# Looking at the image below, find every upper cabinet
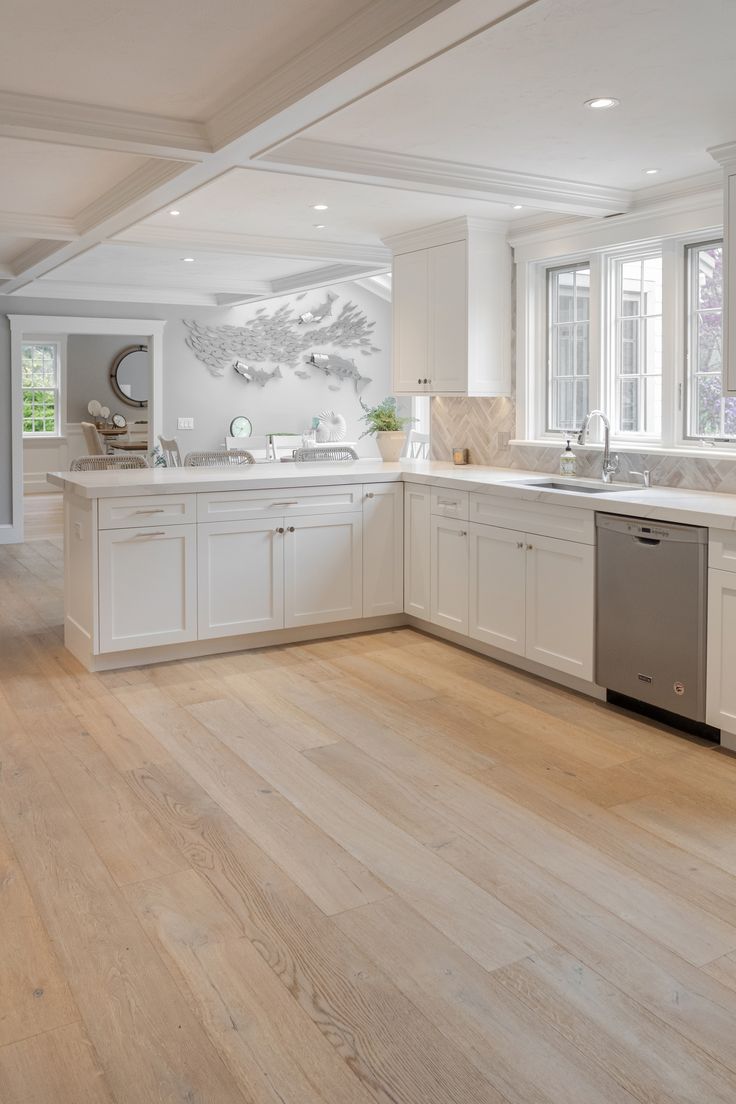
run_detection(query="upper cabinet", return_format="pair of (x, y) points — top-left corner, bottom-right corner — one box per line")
(385, 217), (511, 397)
(710, 143), (736, 394)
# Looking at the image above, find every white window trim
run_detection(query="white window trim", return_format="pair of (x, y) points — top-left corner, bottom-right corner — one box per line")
(21, 335), (67, 440)
(514, 206), (726, 454)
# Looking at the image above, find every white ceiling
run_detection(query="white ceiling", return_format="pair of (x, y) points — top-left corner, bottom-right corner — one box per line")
(0, 0), (732, 305)
(300, 0), (736, 189)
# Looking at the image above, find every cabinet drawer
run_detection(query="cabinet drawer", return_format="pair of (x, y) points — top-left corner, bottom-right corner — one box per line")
(430, 488), (469, 520)
(99, 494), (196, 529)
(197, 484), (363, 522)
(469, 492), (594, 545)
(709, 529), (736, 573)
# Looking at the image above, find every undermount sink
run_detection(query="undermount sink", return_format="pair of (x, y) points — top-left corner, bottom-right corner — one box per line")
(513, 480), (636, 495)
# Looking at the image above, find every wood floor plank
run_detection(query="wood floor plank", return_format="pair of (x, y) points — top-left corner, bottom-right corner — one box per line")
(0, 1021), (115, 1104)
(494, 947), (736, 1104)
(0, 822), (79, 1048)
(125, 759), (511, 1104)
(124, 868), (380, 1104)
(0, 723), (253, 1104)
(185, 695), (552, 971)
(116, 685), (391, 915)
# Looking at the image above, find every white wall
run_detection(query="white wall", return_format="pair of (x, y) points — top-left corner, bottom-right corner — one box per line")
(3, 280), (392, 511)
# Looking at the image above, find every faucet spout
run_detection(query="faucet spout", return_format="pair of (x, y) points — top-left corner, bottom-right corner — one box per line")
(578, 409), (619, 483)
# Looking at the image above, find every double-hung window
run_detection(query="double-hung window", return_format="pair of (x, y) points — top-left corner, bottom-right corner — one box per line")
(612, 253), (663, 439)
(22, 341), (61, 436)
(546, 263), (591, 432)
(685, 241), (734, 440)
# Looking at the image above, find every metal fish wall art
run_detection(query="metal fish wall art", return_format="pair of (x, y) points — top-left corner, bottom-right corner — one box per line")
(298, 291), (338, 325)
(233, 361), (283, 387)
(306, 352), (372, 393)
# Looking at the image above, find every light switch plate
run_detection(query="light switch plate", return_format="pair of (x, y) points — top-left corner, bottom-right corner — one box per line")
(177, 417), (194, 429)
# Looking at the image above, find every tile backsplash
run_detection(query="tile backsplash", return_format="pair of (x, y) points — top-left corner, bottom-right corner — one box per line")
(430, 396), (736, 494)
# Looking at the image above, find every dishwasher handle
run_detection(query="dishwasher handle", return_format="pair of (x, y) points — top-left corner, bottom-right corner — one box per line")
(633, 535), (661, 546)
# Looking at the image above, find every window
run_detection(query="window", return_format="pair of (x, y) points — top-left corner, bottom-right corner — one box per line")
(612, 253), (662, 438)
(546, 264), (590, 432)
(685, 241), (735, 439)
(22, 342), (61, 436)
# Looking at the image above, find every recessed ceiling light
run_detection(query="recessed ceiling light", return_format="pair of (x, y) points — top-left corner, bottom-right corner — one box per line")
(313, 223), (327, 229)
(182, 256), (195, 262)
(312, 204), (328, 211)
(584, 97), (620, 110)
(643, 167), (660, 175)
(512, 204), (523, 210)
(169, 208), (181, 216)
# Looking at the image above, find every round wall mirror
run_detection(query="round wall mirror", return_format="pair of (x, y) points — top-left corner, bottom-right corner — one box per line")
(110, 344), (149, 407)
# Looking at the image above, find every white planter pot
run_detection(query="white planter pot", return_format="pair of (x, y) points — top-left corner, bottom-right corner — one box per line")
(375, 432), (405, 462)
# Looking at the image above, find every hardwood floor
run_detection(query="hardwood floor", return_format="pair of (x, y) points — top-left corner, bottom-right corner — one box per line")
(2, 538), (736, 1103)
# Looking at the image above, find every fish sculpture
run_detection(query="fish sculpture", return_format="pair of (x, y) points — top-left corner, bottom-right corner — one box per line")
(305, 352), (372, 393)
(233, 361), (283, 387)
(298, 292), (338, 325)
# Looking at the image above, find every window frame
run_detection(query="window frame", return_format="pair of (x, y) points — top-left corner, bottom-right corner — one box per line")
(21, 337), (66, 440)
(682, 237), (728, 444)
(545, 261), (593, 435)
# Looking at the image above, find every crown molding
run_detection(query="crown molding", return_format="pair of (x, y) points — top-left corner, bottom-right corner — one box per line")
(0, 212), (77, 240)
(260, 137), (632, 217)
(9, 240), (67, 276)
(113, 225), (391, 266)
(74, 160), (191, 235)
(14, 280), (223, 307)
(708, 141), (736, 173)
(269, 261), (382, 294)
(383, 214), (507, 253)
(0, 91), (211, 160)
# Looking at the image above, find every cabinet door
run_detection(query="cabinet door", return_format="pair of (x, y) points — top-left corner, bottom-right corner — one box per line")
(404, 484), (431, 619)
(284, 513), (362, 628)
(430, 515), (469, 634)
(707, 568), (736, 730)
(468, 522), (526, 655)
(525, 534), (594, 680)
(99, 525), (197, 652)
(429, 239), (468, 393)
(198, 519), (284, 639)
(393, 248), (429, 394)
(363, 483), (403, 617)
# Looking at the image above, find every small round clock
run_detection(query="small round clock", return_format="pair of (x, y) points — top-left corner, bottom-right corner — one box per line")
(112, 413), (127, 429)
(229, 415), (253, 437)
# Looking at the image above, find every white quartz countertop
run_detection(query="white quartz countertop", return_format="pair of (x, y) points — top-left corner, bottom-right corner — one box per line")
(48, 460), (736, 530)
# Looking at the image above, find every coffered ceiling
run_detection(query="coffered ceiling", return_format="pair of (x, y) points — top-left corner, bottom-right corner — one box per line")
(0, 0), (733, 306)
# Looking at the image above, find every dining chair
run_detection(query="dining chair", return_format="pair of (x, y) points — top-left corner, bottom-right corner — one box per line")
(293, 446), (358, 462)
(184, 449), (255, 466)
(403, 429), (430, 460)
(158, 434), (182, 467)
(70, 455), (149, 470)
(80, 421), (107, 456)
(226, 434), (273, 460)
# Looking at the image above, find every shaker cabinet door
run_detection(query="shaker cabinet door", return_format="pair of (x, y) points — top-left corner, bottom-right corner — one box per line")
(284, 513), (363, 628)
(198, 519), (284, 639)
(468, 523), (526, 655)
(363, 483), (403, 617)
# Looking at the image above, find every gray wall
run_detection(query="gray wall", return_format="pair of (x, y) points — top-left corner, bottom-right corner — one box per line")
(66, 334), (149, 423)
(0, 283), (392, 525)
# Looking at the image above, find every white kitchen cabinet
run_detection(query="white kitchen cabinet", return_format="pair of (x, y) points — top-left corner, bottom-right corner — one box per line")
(404, 483), (431, 619)
(525, 533), (595, 680)
(99, 524), (197, 652)
(387, 217), (511, 397)
(468, 523), (526, 655)
(363, 483), (403, 617)
(284, 513), (362, 628)
(707, 567), (736, 731)
(198, 519), (284, 639)
(430, 514), (469, 634)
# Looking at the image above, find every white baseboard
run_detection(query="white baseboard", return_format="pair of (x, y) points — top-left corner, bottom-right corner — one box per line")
(0, 522), (23, 544)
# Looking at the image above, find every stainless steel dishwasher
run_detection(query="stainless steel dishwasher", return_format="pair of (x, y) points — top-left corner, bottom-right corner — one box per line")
(596, 514), (708, 723)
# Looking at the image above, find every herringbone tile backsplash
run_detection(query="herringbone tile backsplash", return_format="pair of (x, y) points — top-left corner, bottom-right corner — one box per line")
(431, 396), (736, 494)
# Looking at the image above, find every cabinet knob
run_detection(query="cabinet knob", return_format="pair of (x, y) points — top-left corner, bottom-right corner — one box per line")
(287, 526), (295, 533)
(516, 541), (524, 549)
(459, 530), (467, 537)
(365, 492), (375, 498)
(423, 378), (429, 385)
(275, 527), (284, 534)
(526, 544), (533, 551)
(417, 378), (422, 384)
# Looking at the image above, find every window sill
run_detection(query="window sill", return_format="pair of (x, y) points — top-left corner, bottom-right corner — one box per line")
(23, 435), (66, 443)
(510, 439), (736, 460)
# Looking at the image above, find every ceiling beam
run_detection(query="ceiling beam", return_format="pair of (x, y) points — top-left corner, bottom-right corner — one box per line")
(0, 91), (211, 160)
(257, 138), (633, 218)
(0, 212), (77, 239)
(2, 0), (539, 295)
(114, 225), (391, 266)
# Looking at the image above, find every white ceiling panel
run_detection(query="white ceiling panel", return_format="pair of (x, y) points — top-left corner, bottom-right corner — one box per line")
(304, 0), (736, 189)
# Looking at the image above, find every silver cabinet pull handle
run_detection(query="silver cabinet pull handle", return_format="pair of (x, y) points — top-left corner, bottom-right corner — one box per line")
(271, 501), (298, 507)
(130, 531), (167, 538)
(133, 508), (165, 514)
(438, 498), (457, 506)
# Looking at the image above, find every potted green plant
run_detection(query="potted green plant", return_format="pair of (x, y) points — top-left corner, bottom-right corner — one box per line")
(359, 396), (414, 461)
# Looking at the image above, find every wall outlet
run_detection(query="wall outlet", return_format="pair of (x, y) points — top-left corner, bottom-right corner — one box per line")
(177, 417), (194, 430)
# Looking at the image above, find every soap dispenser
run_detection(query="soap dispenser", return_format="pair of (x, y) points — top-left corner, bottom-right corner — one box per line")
(560, 436), (577, 476)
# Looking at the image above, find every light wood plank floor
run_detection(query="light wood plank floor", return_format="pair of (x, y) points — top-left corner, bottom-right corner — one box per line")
(2, 538), (736, 1103)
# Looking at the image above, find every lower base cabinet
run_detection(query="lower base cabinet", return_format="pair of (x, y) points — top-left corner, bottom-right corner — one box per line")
(363, 482), (403, 616)
(284, 512), (363, 627)
(404, 484), (431, 618)
(707, 567), (736, 730)
(433, 517), (594, 681)
(99, 524), (197, 652)
(198, 519), (284, 639)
